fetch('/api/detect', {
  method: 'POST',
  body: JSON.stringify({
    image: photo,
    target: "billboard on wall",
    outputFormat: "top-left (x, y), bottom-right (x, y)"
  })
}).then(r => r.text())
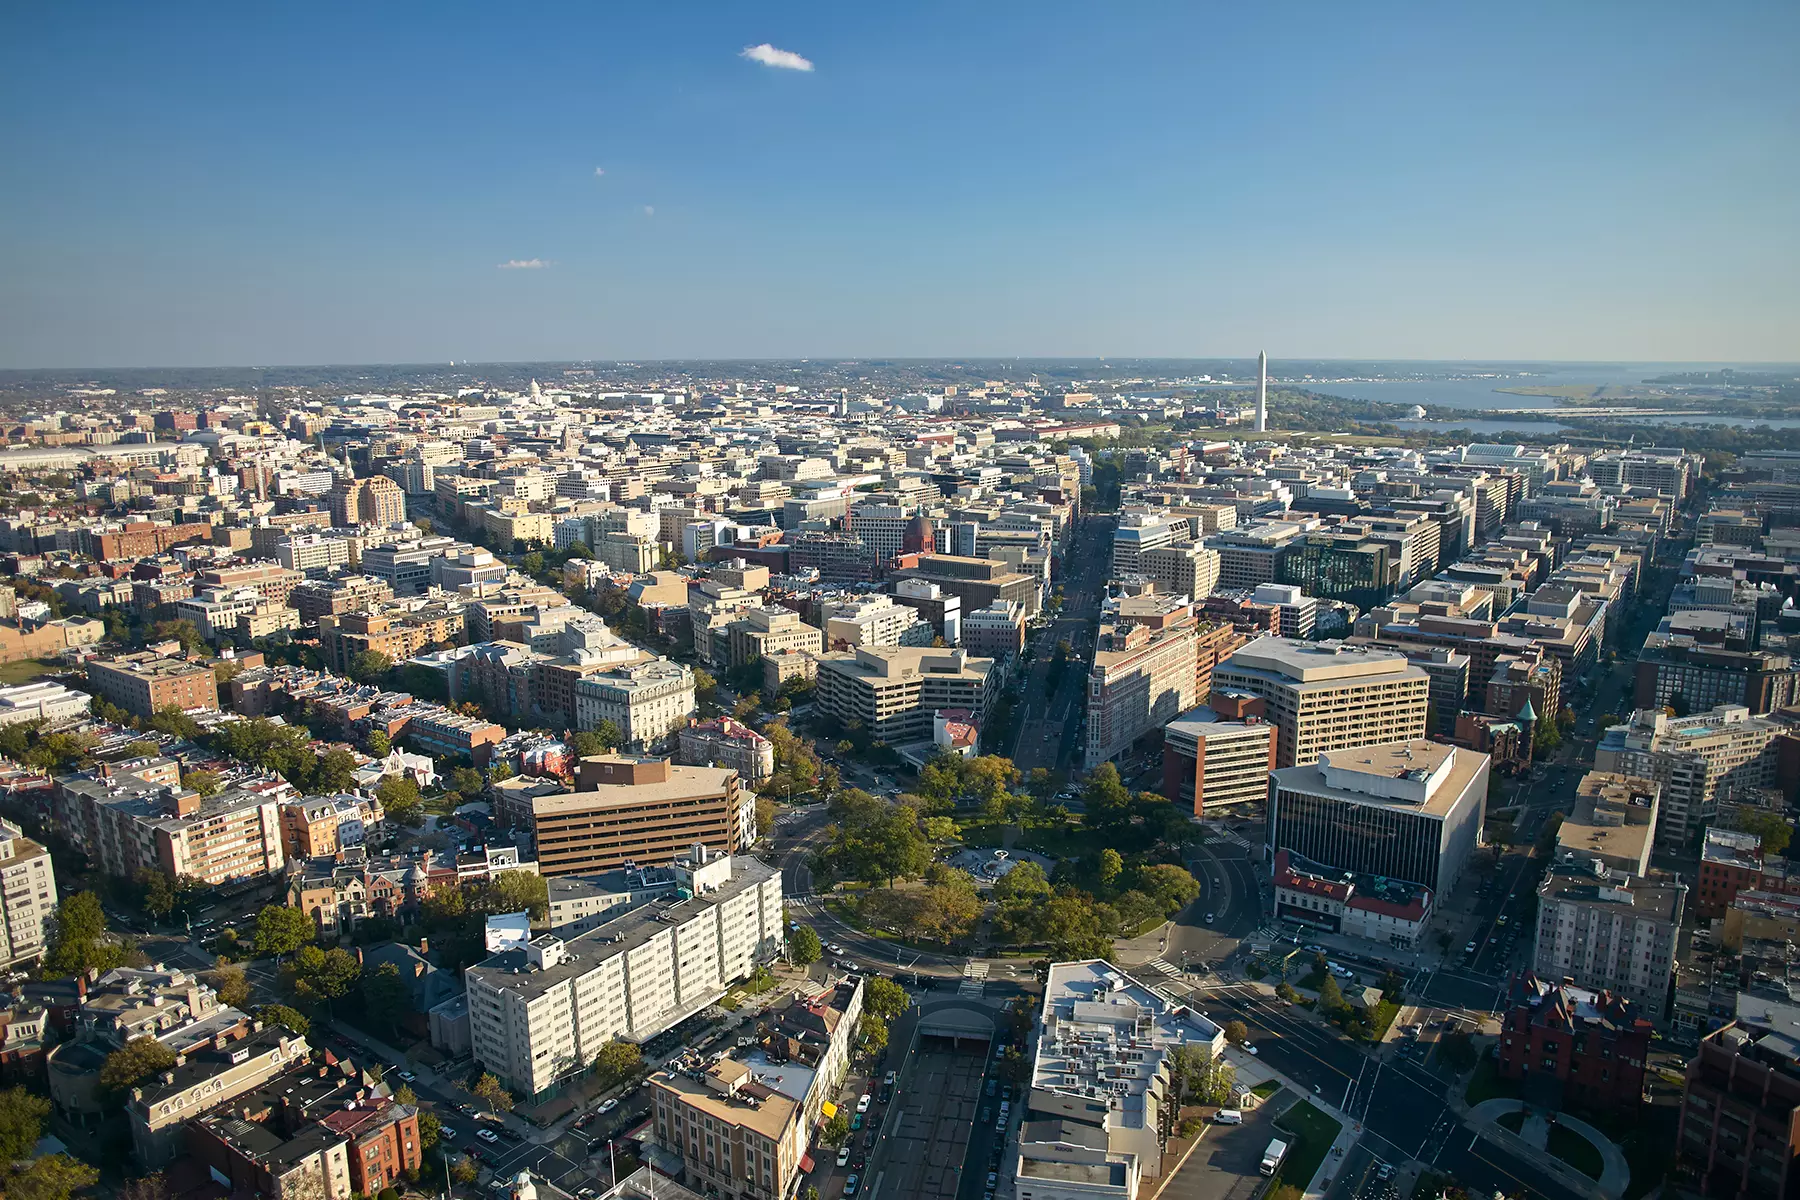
top-left (485, 911), bottom-right (531, 953)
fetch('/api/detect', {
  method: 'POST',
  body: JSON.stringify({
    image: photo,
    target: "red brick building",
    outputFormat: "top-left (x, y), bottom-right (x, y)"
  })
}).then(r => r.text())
top-left (1497, 973), bottom-right (1651, 1113)
top-left (318, 1096), bottom-right (422, 1193)
top-left (1696, 826), bottom-right (1800, 920)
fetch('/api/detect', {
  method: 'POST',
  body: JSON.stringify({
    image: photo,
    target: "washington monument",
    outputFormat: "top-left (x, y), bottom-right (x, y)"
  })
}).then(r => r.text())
top-left (1254, 350), bottom-right (1268, 433)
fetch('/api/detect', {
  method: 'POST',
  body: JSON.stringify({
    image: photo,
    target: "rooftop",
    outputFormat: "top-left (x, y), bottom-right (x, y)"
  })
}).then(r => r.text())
top-left (1272, 740), bottom-right (1486, 817)
top-left (1221, 636), bottom-right (1422, 688)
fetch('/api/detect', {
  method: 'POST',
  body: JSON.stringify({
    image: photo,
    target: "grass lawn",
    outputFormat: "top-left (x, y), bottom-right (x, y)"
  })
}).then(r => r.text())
top-left (1251, 1080), bottom-right (1283, 1100)
top-left (0, 658), bottom-right (59, 686)
top-left (1273, 1100), bottom-right (1342, 1192)
top-left (1547, 1125), bottom-right (1604, 1180)
top-left (1463, 1058), bottom-right (1522, 1106)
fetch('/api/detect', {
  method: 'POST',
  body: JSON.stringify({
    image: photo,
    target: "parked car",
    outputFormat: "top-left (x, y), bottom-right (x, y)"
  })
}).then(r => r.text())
top-left (476, 1129), bottom-right (499, 1144)
top-left (850, 1114), bottom-right (863, 1131)
top-left (599, 1098), bottom-right (619, 1114)
top-left (836, 1148), bottom-right (851, 1169)
top-left (842, 1175), bottom-right (860, 1197)
top-left (397, 1070), bottom-right (417, 1083)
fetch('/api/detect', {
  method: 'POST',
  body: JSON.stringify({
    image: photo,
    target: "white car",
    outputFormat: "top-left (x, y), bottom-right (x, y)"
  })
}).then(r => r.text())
top-left (476, 1128), bottom-right (500, 1143)
top-left (856, 1094), bottom-right (872, 1113)
top-left (836, 1147), bottom-right (851, 1169)
top-left (599, 1098), bottom-right (619, 1114)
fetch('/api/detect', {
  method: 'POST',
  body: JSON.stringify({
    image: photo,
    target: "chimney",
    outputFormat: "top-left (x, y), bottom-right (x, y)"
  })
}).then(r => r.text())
top-left (418, 937), bottom-right (429, 955)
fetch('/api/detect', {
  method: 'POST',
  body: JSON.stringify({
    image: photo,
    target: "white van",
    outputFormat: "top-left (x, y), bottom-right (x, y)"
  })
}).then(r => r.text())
top-left (1213, 1109), bottom-right (1243, 1124)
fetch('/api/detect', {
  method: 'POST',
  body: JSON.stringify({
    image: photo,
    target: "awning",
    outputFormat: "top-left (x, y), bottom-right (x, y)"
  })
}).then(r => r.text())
top-left (800, 1155), bottom-right (816, 1174)
top-left (820, 1101), bottom-right (838, 1118)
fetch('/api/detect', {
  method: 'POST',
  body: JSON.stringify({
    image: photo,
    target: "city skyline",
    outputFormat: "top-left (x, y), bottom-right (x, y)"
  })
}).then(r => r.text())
top-left (3, 2), bottom-right (1797, 368)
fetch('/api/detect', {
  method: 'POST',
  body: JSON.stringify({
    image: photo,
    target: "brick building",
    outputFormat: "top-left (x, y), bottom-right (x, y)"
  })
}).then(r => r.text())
top-left (85, 652), bottom-right (219, 719)
top-left (1496, 973), bottom-right (1650, 1113)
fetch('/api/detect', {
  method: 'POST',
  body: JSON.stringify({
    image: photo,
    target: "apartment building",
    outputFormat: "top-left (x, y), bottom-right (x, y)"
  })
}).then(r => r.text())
top-left (962, 600), bottom-right (1026, 661)
top-left (890, 577), bottom-right (964, 644)
top-left (1025, 961), bottom-right (1224, 1194)
top-left (815, 645), bottom-right (996, 745)
top-left (652, 980), bottom-right (865, 1200)
top-left (678, 718), bottom-right (775, 784)
top-left (318, 608), bottom-right (464, 675)
top-left (276, 533), bottom-right (354, 575)
top-left (530, 757), bottom-right (744, 876)
top-left (291, 575), bottom-right (394, 624)
top-left (1555, 771), bottom-right (1661, 877)
top-left (822, 594), bottom-right (934, 650)
top-left (573, 658), bottom-right (696, 747)
top-left (128, 1020), bottom-right (314, 1165)
top-left (1160, 693), bottom-right (1276, 818)
top-left (1694, 828), bottom-right (1800, 921)
top-left (329, 475), bottom-right (407, 526)
top-left (1596, 705), bottom-right (1784, 849)
top-left (196, 563), bottom-right (305, 608)
top-left (1139, 544), bottom-right (1220, 602)
top-left (86, 651), bottom-right (219, 718)
top-left (1085, 595), bottom-right (1200, 765)
top-left (389, 705), bottom-right (506, 765)
top-left (278, 793), bottom-right (385, 860)
top-left (465, 847), bottom-right (782, 1098)
top-left (1532, 856), bottom-right (1685, 1022)
top-left (725, 607), bottom-right (825, 671)
top-left (1634, 635), bottom-right (1796, 715)
top-left (0, 819), bottom-right (56, 969)
top-left (1677, 995), bottom-right (1800, 1196)
top-left (1212, 638), bottom-right (1428, 768)
top-left (54, 768), bottom-right (289, 886)
top-left (1110, 508), bottom-right (1191, 577)
top-left (1268, 740), bottom-right (1488, 895)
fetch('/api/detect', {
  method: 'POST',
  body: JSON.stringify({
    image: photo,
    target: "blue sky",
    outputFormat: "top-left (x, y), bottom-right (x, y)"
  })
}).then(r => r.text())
top-left (2, 1), bottom-right (1796, 367)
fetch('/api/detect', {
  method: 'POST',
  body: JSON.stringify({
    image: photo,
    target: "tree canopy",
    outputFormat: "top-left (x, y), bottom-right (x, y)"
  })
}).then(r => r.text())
top-left (100, 1037), bottom-right (177, 1096)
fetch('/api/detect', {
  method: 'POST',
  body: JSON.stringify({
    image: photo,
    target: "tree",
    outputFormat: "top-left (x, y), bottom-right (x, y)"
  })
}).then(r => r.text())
top-left (149, 706), bottom-right (203, 742)
top-left (1135, 864), bottom-right (1202, 916)
top-left (594, 1040), bottom-right (642, 1087)
top-left (362, 962), bottom-right (410, 1033)
top-left (255, 905), bottom-right (315, 959)
top-left (789, 925), bottom-right (822, 966)
top-left (754, 795), bottom-right (778, 839)
top-left (284, 945), bottom-right (361, 1009)
top-left (257, 1004), bottom-right (312, 1035)
top-left (179, 768), bottom-right (221, 798)
top-left (0, 1084), bottom-right (52, 1160)
top-left (365, 729), bottom-right (391, 757)
top-left (100, 1036), bottom-right (177, 1096)
top-left (858, 1014), bottom-right (889, 1055)
top-left (449, 1159), bottom-right (478, 1186)
top-left (863, 977), bottom-right (910, 1022)
top-left (151, 619), bottom-right (206, 655)
top-left (46, 891), bottom-right (123, 977)
top-left (1097, 849), bottom-right (1124, 888)
top-left (1081, 763), bottom-right (1132, 830)
top-left (1222, 1020), bottom-right (1249, 1046)
top-left (1738, 810), bottom-right (1794, 856)
top-left (6, 1154), bottom-right (100, 1200)
top-left (137, 869), bottom-right (177, 920)
top-left (1439, 1030), bottom-right (1478, 1072)
top-left (312, 748), bottom-right (359, 794)
top-left (479, 871), bottom-right (550, 921)
top-left (375, 774), bottom-right (424, 825)
top-left (472, 1073), bottom-right (514, 1113)
top-left (450, 767), bottom-right (486, 799)
top-left (114, 1174), bottom-right (167, 1200)
top-left (214, 964), bottom-right (251, 1009)
top-left (417, 1109), bottom-right (442, 1153)
top-left (348, 649), bottom-right (394, 684)
top-left (820, 1111), bottom-right (850, 1147)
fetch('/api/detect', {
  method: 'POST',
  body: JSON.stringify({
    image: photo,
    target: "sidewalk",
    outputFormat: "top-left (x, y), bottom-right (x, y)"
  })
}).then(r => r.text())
top-left (1465, 1099), bottom-right (1626, 1200)
top-left (327, 1020), bottom-right (552, 1146)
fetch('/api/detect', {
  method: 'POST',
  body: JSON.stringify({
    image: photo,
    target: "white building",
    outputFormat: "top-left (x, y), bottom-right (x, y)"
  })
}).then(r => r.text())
top-left (0, 818), bottom-right (57, 968)
top-left (822, 594), bottom-right (935, 650)
top-left (0, 681), bottom-right (92, 727)
top-left (465, 848), bottom-right (782, 1098)
top-left (1110, 508), bottom-right (1191, 577)
top-left (573, 658), bottom-right (697, 747)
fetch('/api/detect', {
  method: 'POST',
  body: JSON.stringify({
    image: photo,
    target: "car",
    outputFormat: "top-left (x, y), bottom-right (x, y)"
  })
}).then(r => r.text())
top-left (1246, 1044), bottom-right (1259, 1055)
top-left (856, 1094), bottom-right (872, 1114)
top-left (1204, 913), bottom-right (1214, 924)
top-left (463, 1147), bottom-right (484, 1163)
top-left (1304, 944), bottom-right (1324, 954)
top-left (397, 1070), bottom-right (417, 1083)
top-left (980, 1107), bottom-right (991, 1122)
top-left (850, 1114), bottom-right (863, 1131)
top-left (843, 962), bottom-right (859, 973)
top-left (1496, 916), bottom-right (1509, 927)
top-left (441, 1128), bottom-right (458, 1142)
top-left (1464, 941), bottom-right (1477, 955)
top-left (1376, 1164), bottom-right (1395, 1181)
top-left (476, 1128), bottom-right (500, 1143)
top-left (587, 1139), bottom-right (608, 1156)
top-left (842, 1175), bottom-right (860, 1197)
top-left (884, 1071), bottom-right (897, 1086)
top-left (577, 1190), bottom-right (598, 1200)
top-left (878, 1087), bottom-right (892, 1104)
top-left (985, 1079), bottom-right (997, 1096)
top-left (836, 1148), bottom-right (851, 1169)
top-left (599, 1098), bottom-right (619, 1114)
top-left (457, 1103), bottom-right (477, 1116)
top-left (495, 1127), bottom-right (522, 1142)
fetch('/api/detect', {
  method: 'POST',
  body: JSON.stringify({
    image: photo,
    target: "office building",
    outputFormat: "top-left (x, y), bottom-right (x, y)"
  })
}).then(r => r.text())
top-left (822, 594), bottom-right (935, 650)
top-left (1555, 772), bottom-right (1661, 877)
top-left (725, 607), bottom-right (826, 671)
top-left (1267, 740), bottom-right (1488, 895)
top-left (1596, 705), bottom-right (1784, 849)
top-left (0, 819), bottom-right (56, 968)
top-left (1212, 638), bottom-right (1429, 768)
top-left (1026, 961), bottom-right (1224, 1192)
top-left (573, 659), bottom-right (696, 747)
top-left (1634, 635), bottom-right (1796, 715)
top-left (1138, 544), bottom-right (1220, 603)
top-left (1249, 583), bottom-right (1317, 640)
top-left (888, 554), bottom-right (1041, 619)
top-left (1085, 597), bottom-right (1200, 764)
top-left (466, 847), bottom-right (781, 1097)
top-left (1160, 693), bottom-right (1275, 817)
top-left (529, 756), bottom-right (744, 877)
top-left (1111, 509), bottom-right (1191, 577)
top-left (1532, 856), bottom-right (1684, 1022)
top-left (1207, 522), bottom-right (1302, 591)
top-left (1271, 848), bottom-right (1433, 949)
top-left (962, 600), bottom-right (1026, 661)
top-left (85, 651), bottom-right (219, 719)
top-left (1279, 530), bottom-right (1397, 612)
top-left (815, 646), bottom-right (996, 745)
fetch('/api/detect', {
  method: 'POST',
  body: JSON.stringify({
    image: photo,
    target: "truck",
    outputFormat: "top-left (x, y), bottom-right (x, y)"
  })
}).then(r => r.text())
top-left (1259, 1137), bottom-right (1290, 1177)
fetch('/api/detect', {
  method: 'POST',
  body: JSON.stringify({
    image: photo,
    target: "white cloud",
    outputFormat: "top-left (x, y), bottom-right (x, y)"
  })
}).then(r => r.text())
top-left (741, 43), bottom-right (813, 71)
top-left (498, 259), bottom-right (548, 270)
top-left (643, 206), bottom-right (655, 217)
top-left (594, 167), bottom-right (606, 177)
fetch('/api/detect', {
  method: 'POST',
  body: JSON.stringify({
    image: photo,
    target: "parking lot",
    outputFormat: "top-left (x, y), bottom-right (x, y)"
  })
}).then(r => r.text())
top-left (1158, 1089), bottom-right (1297, 1200)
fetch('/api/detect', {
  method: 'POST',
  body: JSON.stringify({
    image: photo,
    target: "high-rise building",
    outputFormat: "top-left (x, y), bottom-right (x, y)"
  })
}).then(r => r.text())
top-left (1212, 637), bottom-right (1429, 768)
top-left (524, 756), bottom-right (744, 876)
top-left (814, 646), bottom-right (996, 744)
top-left (1595, 705), bottom-right (1784, 848)
top-left (329, 475), bottom-right (407, 527)
top-left (0, 818), bottom-right (56, 969)
top-left (1532, 856), bottom-right (1684, 1021)
top-left (1085, 596), bottom-right (1201, 764)
top-left (84, 651), bottom-right (220, 719)
top-left (1160, 693), bottom-right (1276, 817)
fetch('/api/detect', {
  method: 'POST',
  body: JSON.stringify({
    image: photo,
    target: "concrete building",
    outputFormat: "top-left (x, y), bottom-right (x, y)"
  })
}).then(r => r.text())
top-left (1249, 583), bottom-right (1317, 640)
top-left (1159, 693), bottom-right (1276, 817)
top-left (1212, 638), bottom-right (1429, 768)
top-left (85, 651), bottom-right (219, 719)
top-left (0, 819), bottom-right (56, 968)
top-left (815, 645), bottom-right (996, 745)
top-left (822, 594), bottom-right (935, 650)
top-left (1207, 522), bottom-right (1302, 592)
top-left (725, 606), bottom-right (825, 672)
top-left (0, 681), bottom-right (92, 726)
top-left (1084, 597), bottom-right (1200, 765)
top-left (1555, 772), bottom-right (1661, 876)
top-left (1533, 856), bottom-right (1685, 1022)
top-left (329, 475), bottom-right (407, 526)
top-left (1634, 635), bottom-right (1796, 716)
top-left (1025, 961), bottom-right (1224, 1193)
top-left (888, 554), bottom-right (1042, 619)
top-left (961, 600), bottom-right (1026, 661)
top-left (55, 766), bottom-right (288, 886)
top-left (1267, 740), bottom-right (1488, 895)
top-left (465, 847), bottom-right (781, 1098)
top-left (1110, 509), bottom-right (1191, 577)
top-left (1139, 544), bottom-right (1220, 603)
top-left (1271, 848), bottom-right (1433, 950)
top-left (528, 757), bottom-right (744, 877)
top-left (678, 717), bottom-right (775, 785)
top-left (1596, 705), bottom-right (1784, 849)
top-left (573, 658), bottom-right (697, 748)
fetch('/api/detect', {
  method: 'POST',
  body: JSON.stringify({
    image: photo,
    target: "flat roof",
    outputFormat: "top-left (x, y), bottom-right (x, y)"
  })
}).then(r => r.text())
top-left (531, 766), bottom-right (735, 816)
top-left (1272, 741), bottom-right (1486, 818)
top-left (1220, 636), bottom-right (1423, 688)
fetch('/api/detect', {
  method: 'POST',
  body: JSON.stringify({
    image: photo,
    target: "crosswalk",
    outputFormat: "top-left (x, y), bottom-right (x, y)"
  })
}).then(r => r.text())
top-left (960, 961), bottom-right (989, 997)
top-left (1137, 957), bottom-right (1180, 981)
